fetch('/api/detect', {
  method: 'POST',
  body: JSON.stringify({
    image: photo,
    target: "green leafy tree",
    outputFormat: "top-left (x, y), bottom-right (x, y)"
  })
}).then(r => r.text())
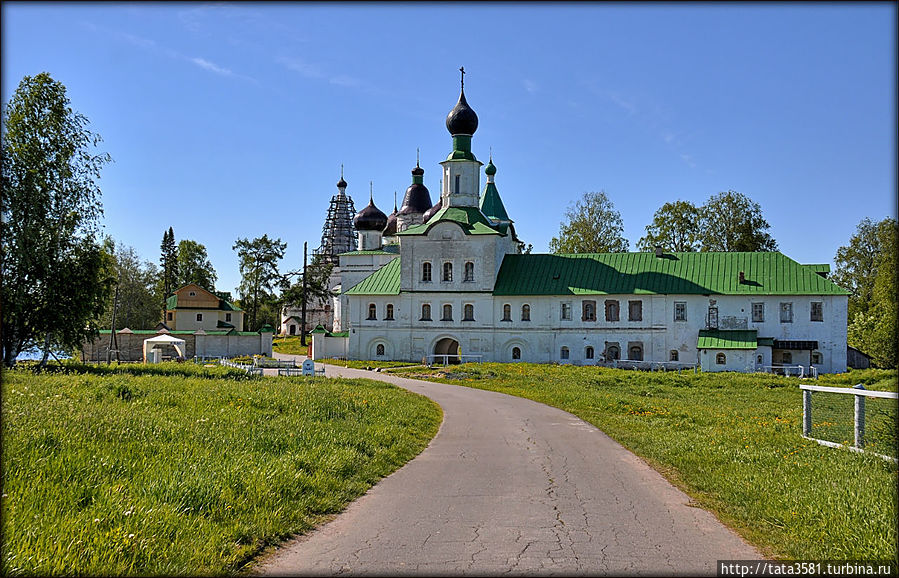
top-left (280, 258), bottom-right (335, 342)
top-left (836, 217), bottom-right (897, 367)
top-left (176, 239), bottom-right (217, 291)
top-left (549, 191), bottom-right (629, 253)
top-left (99, 239), bottom-right (162, 330)
top-left (1, 72), bottom-right (114, 366)
top-left (637, 200), bottom-right (701, 252)
top-left (160, 227), bottom-right (178, 298)
top-left (698, 191), bottom-right (777, 252)
top-left (233, 234), bottom-right (287, 331)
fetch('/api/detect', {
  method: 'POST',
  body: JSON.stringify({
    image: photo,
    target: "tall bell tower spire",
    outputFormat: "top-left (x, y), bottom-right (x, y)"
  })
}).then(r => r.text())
top-left (441, 67), bottom-right (483, 208)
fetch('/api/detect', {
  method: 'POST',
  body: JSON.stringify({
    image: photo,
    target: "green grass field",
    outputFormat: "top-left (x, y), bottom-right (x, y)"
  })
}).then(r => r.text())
top-left (1, 363), bottom-right (441, 575)
top-left (387, 364), bottom-right (898, 561)
top-left (271, 337), bottom-right (308, 357)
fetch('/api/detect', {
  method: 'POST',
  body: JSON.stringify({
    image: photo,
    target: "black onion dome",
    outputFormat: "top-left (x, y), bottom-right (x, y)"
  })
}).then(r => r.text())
top-left (337, 177), bottom-right (347, 188)
top-left (399, 165), bottom-right (432, 216)
top-left (445, 89), bottom-right (478, 136)
top-left (383, 207), bottom-right (398, 236)
top-left (353, 198), bottom-right (388, 231)
top-left (422, 199), bottom-right (442, 222)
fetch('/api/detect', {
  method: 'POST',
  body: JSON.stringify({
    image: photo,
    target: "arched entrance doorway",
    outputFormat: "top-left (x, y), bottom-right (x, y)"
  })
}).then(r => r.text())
top-left (434, 338), bottom-right (460, 364)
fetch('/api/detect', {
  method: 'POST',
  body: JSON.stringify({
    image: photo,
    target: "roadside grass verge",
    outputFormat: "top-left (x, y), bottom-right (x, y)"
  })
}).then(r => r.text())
top-left (1, 367), bottom-right (441, 575)
top-left (319, 358), bottom-right (422, 370)
top-left (271, 337), bottom-right (308, 357)
top-left (387, 364), bottom-right (897, 561)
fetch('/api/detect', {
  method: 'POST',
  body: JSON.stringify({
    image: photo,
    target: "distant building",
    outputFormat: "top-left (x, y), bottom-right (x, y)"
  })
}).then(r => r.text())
top-left (314, 74), bottom-right (850, 374)
top-left (164, 283), bottom-right (243, 332)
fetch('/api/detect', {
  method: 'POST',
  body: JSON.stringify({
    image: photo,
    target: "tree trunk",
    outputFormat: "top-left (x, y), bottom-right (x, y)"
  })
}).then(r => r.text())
top-left (38, 333), bottom-right (51, 369)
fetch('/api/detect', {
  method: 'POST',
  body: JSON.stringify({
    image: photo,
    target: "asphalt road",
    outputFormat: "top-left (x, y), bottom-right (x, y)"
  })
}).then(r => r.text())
top-left (254, 358), bottom-right (761, 575)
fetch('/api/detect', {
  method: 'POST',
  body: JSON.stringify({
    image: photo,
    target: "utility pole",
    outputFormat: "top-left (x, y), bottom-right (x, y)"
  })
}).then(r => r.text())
top-left (107, 271), bottom-right (120, 364)
top-left (301, 241), bottom-right (308, 346)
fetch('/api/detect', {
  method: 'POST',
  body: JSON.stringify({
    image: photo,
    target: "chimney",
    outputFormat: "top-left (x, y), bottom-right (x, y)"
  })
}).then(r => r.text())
top-left (739, 271), bottom-right (745, 284)
top-left (654, 246), bottom-right (663, 258)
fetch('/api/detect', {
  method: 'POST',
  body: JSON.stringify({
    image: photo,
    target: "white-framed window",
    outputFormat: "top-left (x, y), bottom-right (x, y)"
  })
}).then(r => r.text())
top-left (442, 304), bottom-right (453, 321)
top-left (707, 306), bottom-right (719, 329)
top-left (367, 303), bottom-right (377, 320)
top-left (385, 304), bottom-right (394, 320)
top-left (196, 313), bottom-right (203, 322)
top-left (628, 342), bottom-right (643, 361)
top-left (442, 262), bottom-right (453, 282)
top-left (421, 304), bottom-right (431, 321)
top-left (716, 352), bottom-right (727, 365)
top-left (463, 303), bottom-right (474, 321)
top-left (674, 302), bottom-right (686, 322)
top-left (810, 301), bottom-right (823, 322)
top-left (225, 313), bottom-right (232, 322)
top-left (752, 302), bottom-right (765, 323)
top-left (455, 174), bottom-right (461, 194)
top-left (604, 300), bottom-right (618, 322)
top-left (464, 262), bottom-right (474, 282)
top-left (583, 300), bottom-right (597, 322)
top-left (560, 346), bottom-right (570, 360)
top-left (502, 304), bottom-right (511, 322)
top-left (780, 302), bottom-right (793, 323)
top-left (521, 304), bottom-right (530, 321)
top-left (628, 300), bottom-right (643, 321)
top-left (421, 262), bottom-right (432, 282)
top-left (561, 302), bottom-right (572, 320)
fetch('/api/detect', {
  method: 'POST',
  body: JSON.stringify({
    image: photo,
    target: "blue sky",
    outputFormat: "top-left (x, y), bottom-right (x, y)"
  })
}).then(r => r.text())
top-left (2, 2), bottom-right (895, 297)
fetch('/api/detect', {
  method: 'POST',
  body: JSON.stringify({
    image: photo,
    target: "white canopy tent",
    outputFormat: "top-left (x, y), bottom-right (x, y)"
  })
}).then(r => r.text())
top-left (143, 334), bottom-right (186, 363)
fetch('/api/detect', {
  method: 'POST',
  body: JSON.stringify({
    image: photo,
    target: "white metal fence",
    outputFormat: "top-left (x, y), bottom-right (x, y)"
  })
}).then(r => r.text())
top-left (800, 383), bottom-right (897, 462)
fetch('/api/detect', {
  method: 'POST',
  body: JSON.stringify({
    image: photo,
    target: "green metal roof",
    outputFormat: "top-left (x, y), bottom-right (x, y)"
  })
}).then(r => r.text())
top-left (343, 257), bottom-right (402, 295)
top-left (480, 182), bottom-right (510, 222)
top-left (493, 252), bottom-right (850, 296)
top-left (697, 330), bottom-right (758, 350)
top-left (804, 264), bottom-right (831, 276)
top-left (165, 294), bottom-right (243, 312)
top-left (397, 206), bottom-right (504, 237)
top-left (339, 245), bottom-right (400, 257)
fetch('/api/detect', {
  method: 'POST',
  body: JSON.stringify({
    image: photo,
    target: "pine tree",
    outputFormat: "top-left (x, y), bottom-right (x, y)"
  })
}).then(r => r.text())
top-left (160, 227), bottom-right (178, 315)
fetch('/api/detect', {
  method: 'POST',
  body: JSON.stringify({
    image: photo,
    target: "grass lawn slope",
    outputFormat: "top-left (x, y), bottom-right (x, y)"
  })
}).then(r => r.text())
top-left (389, 363), bottom-right (897, 561)
top-left (1, 363), bottom-right (441, 575)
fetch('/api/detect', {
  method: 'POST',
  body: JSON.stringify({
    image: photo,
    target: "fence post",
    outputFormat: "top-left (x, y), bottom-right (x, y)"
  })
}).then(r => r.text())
top-left (803, 389), bottom-right (812, 437)
top-left (853, 384), bottom-right (866, 449)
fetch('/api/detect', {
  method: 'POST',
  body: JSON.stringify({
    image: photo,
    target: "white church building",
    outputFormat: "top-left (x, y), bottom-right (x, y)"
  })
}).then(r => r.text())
top-left (312, 75), bottom-right (849, 374)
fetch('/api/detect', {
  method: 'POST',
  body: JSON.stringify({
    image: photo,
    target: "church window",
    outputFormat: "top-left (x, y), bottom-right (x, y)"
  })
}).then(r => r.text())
top-left (674, 302), bottom-right (686, 322)
top-left (464, 261), bottom-right (474, 282)
top-left (782, 351), bottom-right (792, 364)
top-left (376, 344), bottom-right (385, 357)
top-left (560, 347), bottom-right (570, 360)
top-left (604, 300), bottom-right (618, 322)
top-left (385, 304), bottom-right (394, 320)
top-left (716, 353), bottom-right (727, 365)
top-left (512, 347), bottom-right (521, 360)
top-left (502, 304), bottom-right (511, 321)
top-left (606, 344), bottom-right (621, 361)
top-left (196, 313), bottom-right (203, 322)
top-left (421, 304), bottom-right (431, 321)
top-left (561, 302), bottom-right (572, 320)
top-left (670, 350), bottom-right (679, 361)
top-left (780, 302), bottom-right (793, 323)
top-left (811, 351), bottom-right (823, 364)
top-left (367, 304), bottom-right (377, 320)
top-left (585, 346), bottom-right (594, 360)
top-left (628, 342), bottom-right (643, 361)
top-left (521, 304), bottom-right (530, 321)
top-left (463, 303), bottom-right (475, 321)
top-left (583, 300), bottom-right (597, 322)
top-left (442, 304), bottom-right (453, 321)
top-left (443, 262), bottom-right (453, 282)
top-left (628, 300), bottom-right (643, 321)
top-left (455, 174), bottom-right (461, 194)
top-left (708, 306), bottom-right (719, 329)
top-left (810, 301), bottom-right (823, 322)
top-left (422, 262), bottom-right (432, 282)
top-left (752, 302), bottom-right (765, 323)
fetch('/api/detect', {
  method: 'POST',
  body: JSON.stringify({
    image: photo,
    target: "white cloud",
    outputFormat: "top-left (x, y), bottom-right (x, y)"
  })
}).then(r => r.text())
top-left (277, 56), bottom-right (323, 79)
top-left (190, 57), bottom-right (233, 77)
top-left (523, 79), bottom-right (538, 94)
